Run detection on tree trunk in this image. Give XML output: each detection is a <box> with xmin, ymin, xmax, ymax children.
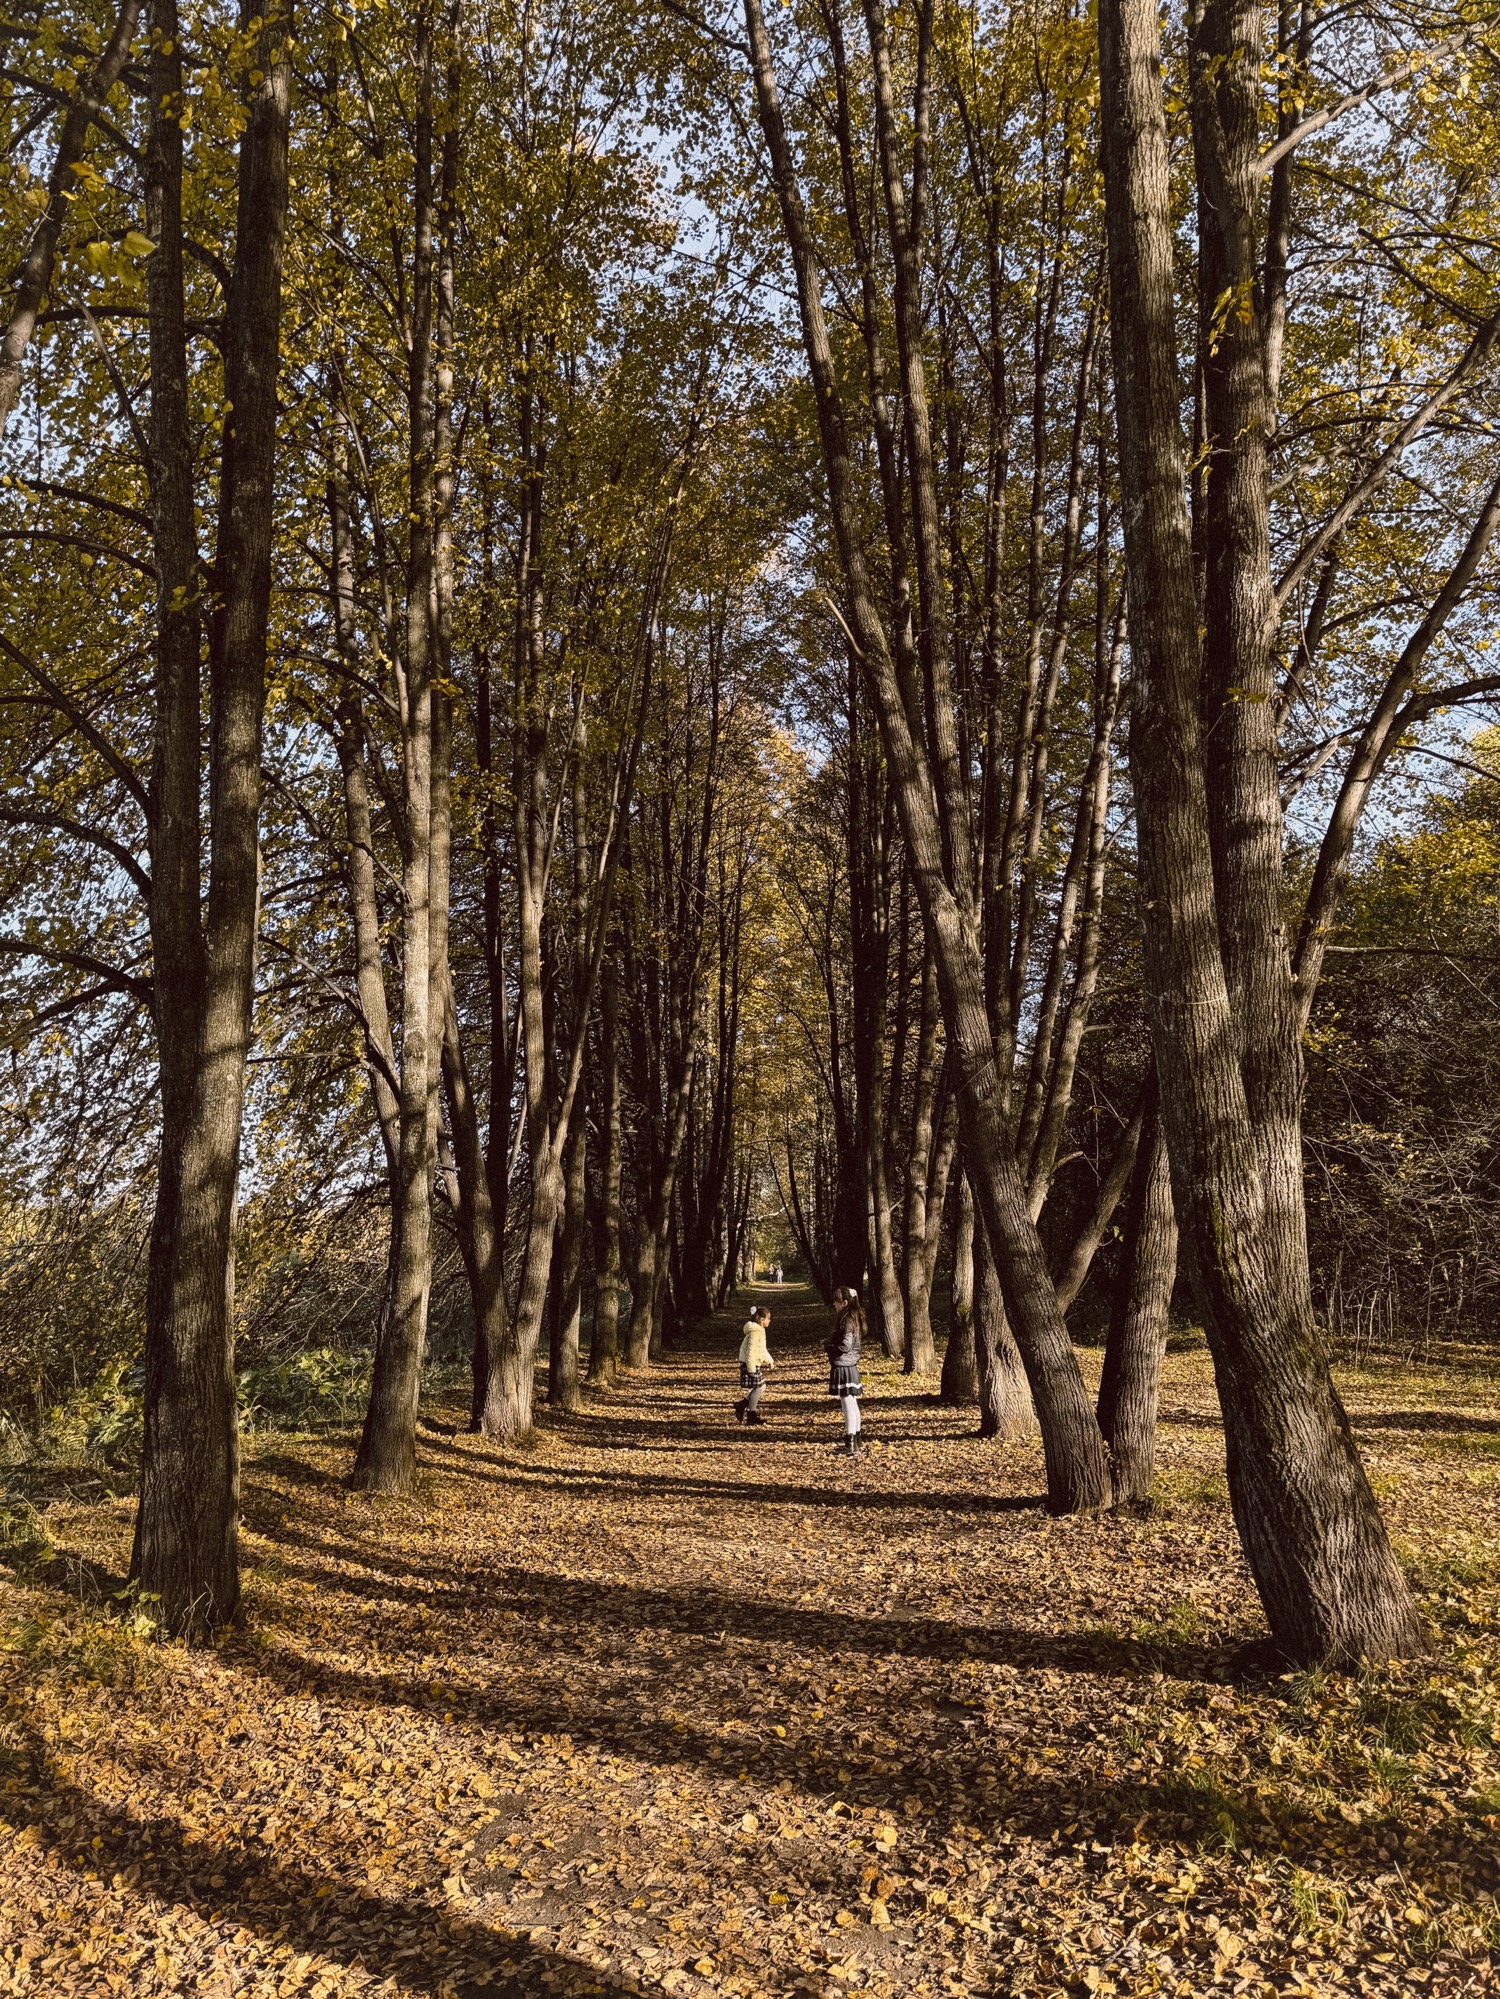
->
<box><xmin>623</xmin><ymin>1226</ymin><xmax>658</xmax><ymax>1371</ymax></box>
<box><xmin>902</xmin><ymin>955</ymin><xmax>941</xmax><ymax>1373</ymax></box>
<box><xmin>940</xmin><ymin>1173</ymin><xmax>979</xmax><ymax>1406</ymax></box>
<box><xmin>548</xmin><ymin>1118</ymin><xmax>586</xmax><ymax>1410</ymax></box>
<box><xmin>866</xmin><ymin>1125</ymin><xmax>904</xmax><ymax>1361</ymax></box>
<box><xmin>439</xmin><ymin>986</ymin><xmax>509</xmax><ymax>1432</ymax></box>
<box><xmin>1096</xmin><ymin>1109</ymin><xmax>1176</xmax><ymax>1505</ymax></box>
<box><xmin>131</xmin><ymin>0</ymin><xmax>291</xmax><ymax>1636</ymax></box>
<box><xmin>973</xmin><ymin>1220</ymin><xmax>1035</xmax><ymax>1442</ymax></box>
<box><xmin>479</xmin><ymin>1157</ymin><xmax>561</xmax><ymax>1441</ymax></box>
<box><xmin>624</xmin><ymin>1043</ymin><xmax>696</xmax><ymax>1368</ymax></box>
<box><xmin>352</xmin><ymin>25</ymin><xmax>443</xmax><ymax>1493</ymax></box>
<box><xmin>588</xmin><ymin>952</ymin><xmax>624</xmax><ymax>1383</ymax></box>
<box><xmin>909</xmin><ymin>1105</ymin><xmax>956</xmax><ymax>1373</ymax></box>
<box><xmin>1098</xmin><ymin>0</ymin><xmax>1422</xmax><ymax>1661</ymax></box>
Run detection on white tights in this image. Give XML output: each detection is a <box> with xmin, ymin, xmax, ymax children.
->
<box><xmin>840</xmin><ymin>1394</ymin><xmax>861</xmax><ymax>1436</ymax></box>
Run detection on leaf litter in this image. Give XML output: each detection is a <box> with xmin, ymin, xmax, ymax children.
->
<box><xmin>2</xmin><ymin>1290</ymin><xmax>1498</xmax><ymax>1997</ymax></box>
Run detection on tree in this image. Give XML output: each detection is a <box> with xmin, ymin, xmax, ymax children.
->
<box><xmin>1095</xmin><ymin>0</ymin><xmax>1437</xmax><ymax>1661</ymax></box>
<box><xmin>133</xmin><ymin>0</ymin><xmax>294</xmax><ymax>1627</ymax></box>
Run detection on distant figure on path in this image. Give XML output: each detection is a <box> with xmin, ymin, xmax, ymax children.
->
<box><xmin>774</xmin><ymin>1262</ymin><xmax>783</xmax><ymax>1285</ymax></box>
<box><xmin>826</xmin><ymin>1286</ymin><xmax>865</xmax><ymax>1458</ymax></box>
<box><xmin>735</xmin><ymin>1306</ymin><xmax>774</xmax><ymax>1426</ymax></box>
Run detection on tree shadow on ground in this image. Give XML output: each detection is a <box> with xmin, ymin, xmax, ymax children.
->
<box><xmin>2</xmin><ymin>1537</ymin><xmax>130</xmax><ymax>1606</ymax></box>
<box><xmin>414</xmin><ymin>1434</ymin><xmax>1049</xmax><ymax>1516</ymax></box>
<box><xmin>1348</xmin><ymin>1409</ymin><xmax>1500</xmax><ymax>1435</ymax></box>
<box><xmin>247</xmin><ymin>1452</ymin><xmax>353</xmax><ymax>1494</ymax></box>
<box><xmin>1</xmin><ymin>1721</ymin><xmax>633</xmax><ymax>1997</ymax></box>
<box><xmin>247</xmin><ymin>1509</ymin><xmax>1232</xmax><ymax>1679</ymax></box>
<box><xmin>219</xmin><ymin>1585</ymin><xmax>1499</xmax><ymax>1906</ymax></box>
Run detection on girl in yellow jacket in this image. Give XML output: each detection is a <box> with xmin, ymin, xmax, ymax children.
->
<box><xmin>734</xmin><ymin>1307</ymin><xmax>774</xmax><ymax>1426</ymax></box>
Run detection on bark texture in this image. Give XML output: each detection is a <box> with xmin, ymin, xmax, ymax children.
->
<box><xmin>132</xmin><ymin>0</ymin><xmax>291</xmax><ymax>1634</ymax></box>
<box><xmin>1096</xmin><ymin>1110</ymin><xmax>1176</xmax><ymax>1505</ymax></box>
<box><xmin>939</xmin><ymin>1176</ymin><xmax>979</xmax><ymax>1406</ymax></box>
<box><xmin>1098</xmin><ymin>0</ymin><xmax>1423</xmax><ymax>1661</ymax></box>
<box><xmin>973</xmin><ymin>1222</ymin><xmax>1035</xmax><ymax>1443</ymax></box>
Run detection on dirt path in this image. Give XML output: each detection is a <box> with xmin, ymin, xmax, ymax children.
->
<box><xmin>2</xmin><ymin>1291</ymin><xmax>1498</xmax><ymax>1996</ymax></box>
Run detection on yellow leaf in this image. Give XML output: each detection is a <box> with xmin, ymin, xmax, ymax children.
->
<box><xmin>123</xmin><ymin>229</ymin><xmax>155</xmax><ymax>257</ymax></box>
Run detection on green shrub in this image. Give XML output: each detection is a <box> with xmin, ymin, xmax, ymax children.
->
<box><xmin>237</xmin><ymin>1347</ymin><xmax>372</xmax><ymax>1432</ymax></box>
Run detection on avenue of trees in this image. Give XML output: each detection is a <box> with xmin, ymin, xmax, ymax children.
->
<box><xmin>2</xmin><ymin>0</ymin><xmax>1498</xmax><ymax>1663</ymax></box>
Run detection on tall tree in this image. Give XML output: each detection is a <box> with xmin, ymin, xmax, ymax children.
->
<box><xmin>133</xmin><ymin>0</ymin><xmax>294</xmax><ymax>1627</ymax></box>
<box><xmin>1096</xmin><ymin>0</ymin><xmax>1425</xmax><ymax>1660</ymax></box>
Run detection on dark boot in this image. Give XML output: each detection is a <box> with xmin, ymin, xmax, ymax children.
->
<box><xmin>733</xmin><ymin>1399</ymin><xmax>747</xmax><ymax>1424</ymax></box>
<box><xmin>746</xmin><ymin>1409</ymin><xmax>767</xmax><ymax>1426</ymax></box>
<box><xmin>847</xmin><ymin>1435</ymin><xmax>864</xmax><ymax>1459</ymax></box>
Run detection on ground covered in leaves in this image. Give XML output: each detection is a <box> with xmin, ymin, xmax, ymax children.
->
<box><xmin>3</xmin><ymin>1289</ymin><xmax>1499</xmax><ymax>1998</ymax></box>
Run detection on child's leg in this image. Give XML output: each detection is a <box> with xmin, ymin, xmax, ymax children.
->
<box><xmin>746</xmin><ymin>1378</ymin><xmax>765</xmax><ymax>1414</ymax></box>
<box><xmin>841</xmin><ymin>1392</ymin><xmax>860</xmax><ymax>1436</ymax></box>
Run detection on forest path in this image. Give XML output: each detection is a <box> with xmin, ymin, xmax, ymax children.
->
<box><xmin>3</xmin><ymin>1303</ymin><xmax>1499</xmax><ymax>1997</ymax></box>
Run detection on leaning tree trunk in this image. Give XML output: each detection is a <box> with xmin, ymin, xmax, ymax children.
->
<box><xmin>1096</xmin><ymin>1107</ymin><xmax>1176</xmax><ymax>1505</ymax></box>
<box><xmin>743</xmin><ymin>0</ymin><xmax>1111</xmax><ymax>1513</ymax></box>
<box><xmin>131</xmin><ymin>3</ymin><xmax>291</xmax><ymax>1636</ymax></box>
<box><xmin>939</xmin><ymin>1173</ymin><xmax>979</xmax><ymax>1406</ymax></box>
<box><xmin>973</xmin><ymin>1221</ymin><xmax>1035</xmax><ymax>1442</ymax></box>
<box><xmin>1098</xmin><ymin>0</ymin><xmax>1422</xmax><ymax>1661</ymax></box>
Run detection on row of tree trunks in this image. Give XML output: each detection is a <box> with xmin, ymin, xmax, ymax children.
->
<box><xmin>743</xmin><ymin>0</ymin><xmax>1112</xmax><ymax>1515</ymax></box>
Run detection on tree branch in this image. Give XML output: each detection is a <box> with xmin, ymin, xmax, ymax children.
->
<box><xmin>0</xmin><ymin>801</ymin><xmax>151</xmax><ymax>898</ymax></box>
<box><xmin>0</xmin><ymin>632</ymin><xmax>153</xmax><ymax>821</ymax></box>
<box><xmin>1259</xmin><ymin>23</ymin><xmax>1491</xmax><ymax>177</ymax></box>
